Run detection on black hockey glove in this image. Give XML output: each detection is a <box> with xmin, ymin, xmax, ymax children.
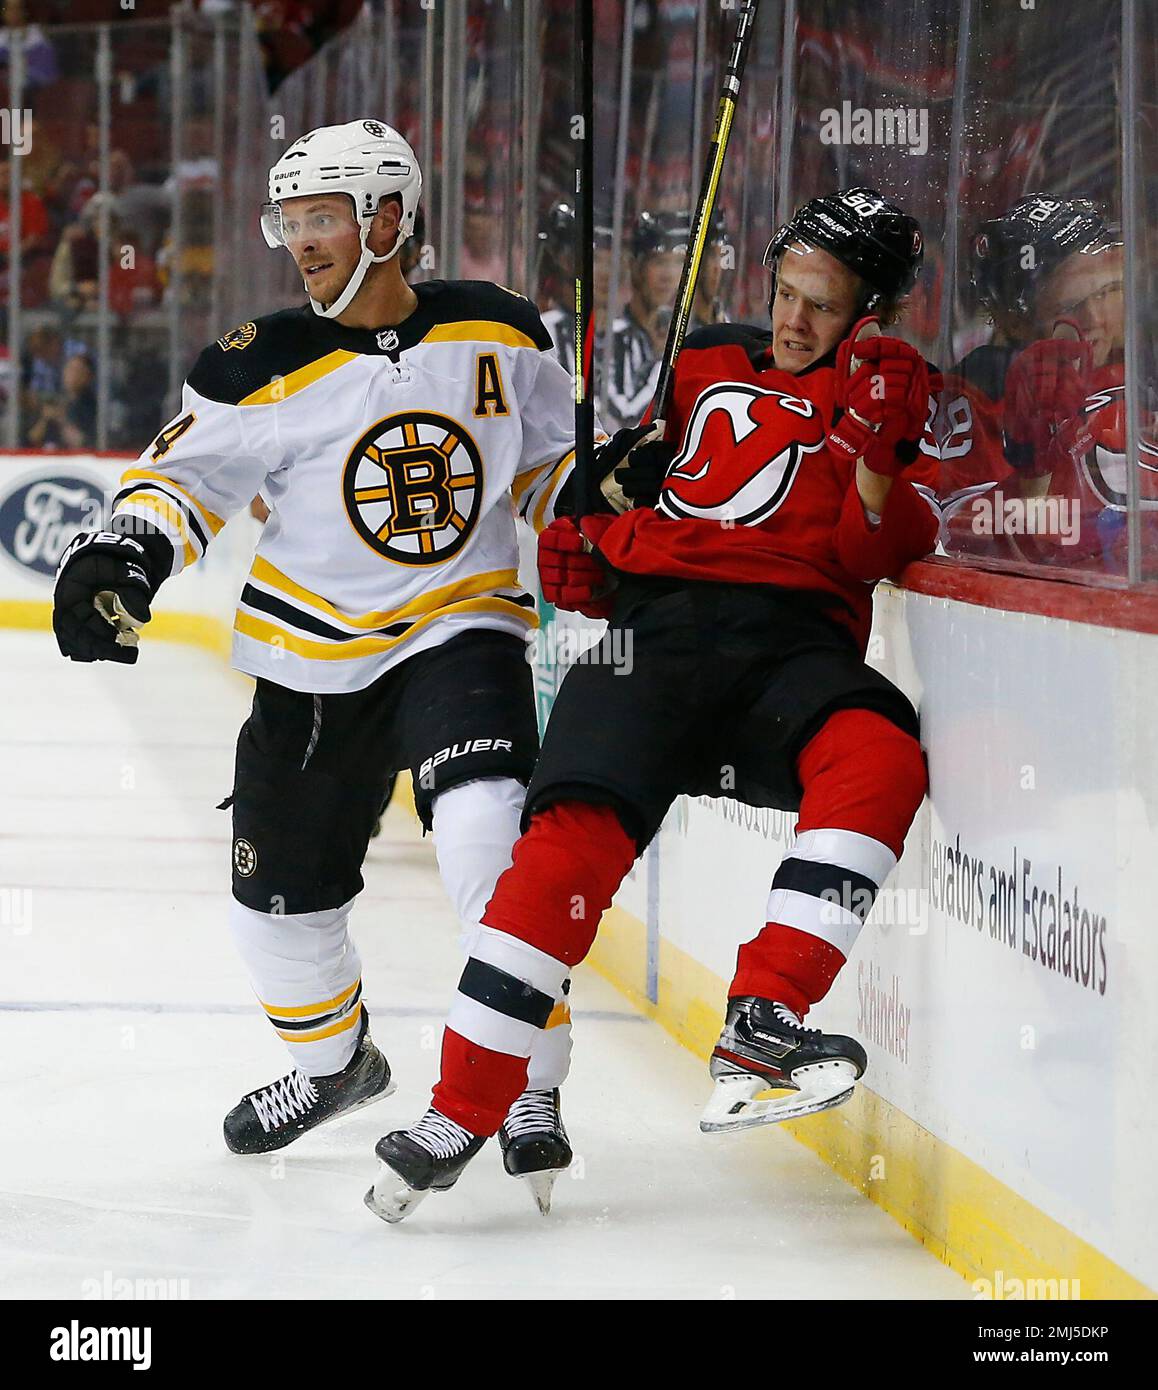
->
<box><xmin>595</xmin><ymin>424</ymin><xmax>677</xmax><ymax>511</ymax></box>
<box><xmin>614</xmin><ymin>436</ymin><xmax>677</xmax><ymax>508</ymax></box>
<box><xmin>53</xmin><ymin>522</ymin><xmax>169</xmax><ymax>664</ymax></box>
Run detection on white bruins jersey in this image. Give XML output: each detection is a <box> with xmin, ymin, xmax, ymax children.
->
<box><xmin>113</xmin><ymin>281</ymin><xmax>577</xmax><ymax>693</ymax></box>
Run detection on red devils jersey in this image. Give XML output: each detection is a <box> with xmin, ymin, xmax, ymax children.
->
<box><xmin>1041</xmin><ymin>363</ymin><xmax>1158</xmax><ymax>572</ymax></box>
<box><xmin>970</xmin><ymin>361</ymin><xmax>1158</xmax><ymax>572</ymax></box>
<box><xmin>595</xmin><ymin>324</ymin><xmax>941</xmax><ymax>652</ymax></box>
<box><xmin>935</xmin><ymin>345</ymin><xmax>1018</xmax><ymax>562</ymax></box>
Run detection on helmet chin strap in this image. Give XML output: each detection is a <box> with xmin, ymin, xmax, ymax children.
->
<box><xmin>311</xmin><ymin>220</ymin><xmax>403</xmax><ymax>320</ymax></box>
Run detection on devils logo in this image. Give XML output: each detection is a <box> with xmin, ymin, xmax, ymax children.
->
<box><xmin>657</xmin><ymin>383</ymin><xmax>826</xmax><ymax>526</ymax></box>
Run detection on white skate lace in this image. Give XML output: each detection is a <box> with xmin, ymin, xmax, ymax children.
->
<box><xmin>761</xmin><ymin>1002</ymin><xmax>822</xmax><ymax>1038</ymax></box>
<box><xmin>503</xmin><ymin>1089</ymin><xmax>560</xmax><ymax>1140</ymax></box>
<box><xmin>250</xmin><ymin>1069</ymin><xmax>319</xmax><ymax>1133</ymax></box>
<box><xmin>771</xmin><ymin>1002</ymin><xmax>806</xmax><ymax>1030</ymax></box>
<box><xmin>409</xmin><ymin>1108</ymin><xmax>475</xmax><ymax>1160</ymax></box>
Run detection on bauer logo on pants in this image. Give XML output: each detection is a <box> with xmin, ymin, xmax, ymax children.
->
<box><xmin>418</xmin><ymin>737</ymin><xmax>513</xmax><ymax>781</ymax></box>
<box><xmin>233</xmin><ymin>838</ymin><xmax>258</xmax><ymax>877</ymax></box>
<box><xmin>342</xmin><ymin>411</ymin><xmax>483</xmax><ymax>566</ymax></box>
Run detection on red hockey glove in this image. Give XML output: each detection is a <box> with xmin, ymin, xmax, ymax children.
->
<box><xmin>1003</xmin><ymin>330</ymin><xmax>1094</xmax><ymax>476</ymax></box>
<box><xmin>537</xmin><ymin>515</ymin><xmax>618</xmax><ymax>619</ymax></box>
<box><xmin>829</xmin><ymin>325</ymin><xmax>930</xmax><ymax>478</ymax></box>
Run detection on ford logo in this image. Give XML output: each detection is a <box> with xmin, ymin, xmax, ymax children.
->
<box><xmin>0</xmin><ymin>474</ymin><xmax>107</xmax><ymax>580</ymax></box>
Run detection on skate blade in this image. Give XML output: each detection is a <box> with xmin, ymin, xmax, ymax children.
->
<box><xmin>521</xmin><ymin>1168</ymin><xmax>561</xmax><ymax>1217</ymax></box>
<box><xmin>364</xmin><ymin>1161</ymin><xmax>431</xmax><ymax>1224</ymax></box>
<box><xmin>699</xmin><ymin>1061</ymin><xmax>859</xmax><ymax>1134</ymax></box>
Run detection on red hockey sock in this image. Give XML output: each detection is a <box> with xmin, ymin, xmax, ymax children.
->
<box><xmin>433</xmin><ymin>1026</ymin><xmax>530</xmax><ymax>1137</ymax></box>
<box><xmin>481</xmin><ymin>800</ymin><xmax>638</xmax><ymax>966</ymax></box>
<box><xmin>432</xmin><ymin>799</ymin><xmax>638</xmax><ymax>1135</ymax></box>
<box><xmin>731</xmin><ymin>709</ymin><xmax>927</xmax><ymax>1014</ymax></box>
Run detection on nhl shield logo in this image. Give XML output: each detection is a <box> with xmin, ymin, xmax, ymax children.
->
<box><xmin>342</xmin><ymin>410</ymin><xmax>483</xmax><ymax>566</ymax></box>
<box><xmin>376</xmin><ymin>328</ymin><xmax>400</xmax><ymax>352</ymax></box>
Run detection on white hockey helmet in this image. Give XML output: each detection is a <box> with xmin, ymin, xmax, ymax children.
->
<box><xmin>261</xmin><ymin>119</ymin><xmax>423</xmax><ymax>319</ymax></box>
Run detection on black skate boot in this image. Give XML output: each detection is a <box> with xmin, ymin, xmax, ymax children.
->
<box><xmin>224</xmin><ymin>1009</ymin><xmax>394</xmax><ymax>1154</ymax></box>
<box><xmin>700</xmin><ymin>996</ymin><xmax>867</xmax><ymax>1133</ymax></box>
<box><xmin>364</xmin><ymin>1108</ymin><xmax>486</xmax><ymax>1224</ymax></box>
<box><xmin>499</xmin><ymin>1088</ymin><xmax>572</xmax><ymax>1216</ymax></box>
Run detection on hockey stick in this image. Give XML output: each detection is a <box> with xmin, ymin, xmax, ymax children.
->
<box><xmin>572</xmin><ymin>0</ymin><xmax>598</xmax><ymax>513</ymax></box>
<box><xmin>647</xmin><ymin>0</ymin><xmax>762</xmax><ymax>429</ymax></box>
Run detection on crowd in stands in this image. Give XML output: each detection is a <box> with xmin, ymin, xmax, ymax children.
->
<box><xmin>0</xmin><ymin>0</ymin><xmax>198</xmax><ymax>449</ymax></box>
<box><xmin>0</xmin><ymin>120</ymin><xmax>173</xmax><ymax>448</ymax></box>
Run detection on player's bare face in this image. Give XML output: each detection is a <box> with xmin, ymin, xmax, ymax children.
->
<box><xmin>772</xmin><ymin>245</ymin><xmax>862</xmax><ymax>372</ymax></box>
<box><xmin>639</xmin><ymin>251</ymin><xmax>684</xmax><ymax>313</ymax></box>
<box><xmin>1035</xmin><ymin>248</ymin><xmax>1124</xmax><ymax>368</ymax></box>
<box><xmin>279</xmin><ymin>194</ymin><xmax>362</xmax><ymax>306</ymax></box>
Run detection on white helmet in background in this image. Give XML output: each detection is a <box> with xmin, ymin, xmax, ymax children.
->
<box><xmin>261</xmin><ymin>119</ymin><xmax>423</xmax><ymax>319</ymax></box>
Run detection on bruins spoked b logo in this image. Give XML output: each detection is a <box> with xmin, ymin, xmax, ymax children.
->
<box><xmin>343</xmin><ymin>411</ymin><xmax>483</xmax><ymax>565</ymax></box>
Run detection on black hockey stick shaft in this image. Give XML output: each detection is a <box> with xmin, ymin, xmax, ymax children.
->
<box><xmin>649</xmin><ymin>0</ymin><xmax>761</xmax><ymax>426</ymax></box>
<box><xmin>573</xmin><ymin>0</ymin><xmax>598</xmax><ymax>513</ymax></box>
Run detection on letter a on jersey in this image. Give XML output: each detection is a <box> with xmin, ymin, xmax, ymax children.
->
<box><xmin>342</xmin><ymin>410</ymin><xmax>483</xmax><ymax>565</ymax></box>
<box><xmin>474</xmin><ymin>352</ymin><xmax>510</xmax><ymax>417</ymax></box>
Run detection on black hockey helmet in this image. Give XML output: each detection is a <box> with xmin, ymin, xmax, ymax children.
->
<box><xmin>538</xmin><ymin>199</ymin><xmax>614</xmax><ymax>251</ymax></box>
<box><xmin>764</xmin><ymin>187</ymin><xmax>924</xmax><ymax>309</ymax></box>
<box><xmin>971</xmin><ymin>195</ymin><xmax>1121</xmax><ymax>317</ymax></box>
<box><xmin>631</xmin><ymin>207</ymin><xmax>727</xmax><ymax>259</ymax></box>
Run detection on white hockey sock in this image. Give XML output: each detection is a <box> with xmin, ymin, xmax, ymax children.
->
<box><xmin>431</xmin><ymin>777</ymin><xmax>573</xmax><ymax>1089</ymax></box>
<box><xmin>766</xmin><ymin>827</ymin><xmax>899</xmax><ymax>957</ymax></box>
<box><xmin>228</xmin><ymin>896</ymin><xmax>364</xmax><ymax>1077</ymax></box>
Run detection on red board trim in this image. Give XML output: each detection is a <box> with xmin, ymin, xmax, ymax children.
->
<box><xmin>0</xmin><ymin>449</ymin><xmax>137</xmax><ymax>460</ymax></box>
<box><xmin>897</xmin><ymin>556</ymin><xmax>1158</xmax><ymax>636</ymax></box>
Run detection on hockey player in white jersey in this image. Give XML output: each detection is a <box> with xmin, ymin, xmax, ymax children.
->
<box><xmin>51</xmin><ymin>121</ymin><xmax>581</xmax><ymax>1210</ymax></box>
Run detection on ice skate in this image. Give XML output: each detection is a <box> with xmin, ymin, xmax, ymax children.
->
<box><xmin>224</xmin><ymin>1009</ymin><xmax>393</xmax><ymax>1154</ymax></box>
<box><xmin>499</xmin><ymin>1088</ymin><xmax>572</xmax><ymax>1215</ymax></box>
<box><xmin>700</xmin><ymin>996</ymin><xmax>867</xmax><ymax>1133</ymax></box>
<box><xmin>365</xmin><ymin>1108</ymin><xmax>486</xmax><ymax>1224</ymax></box>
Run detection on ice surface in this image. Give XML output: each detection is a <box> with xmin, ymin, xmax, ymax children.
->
<box><xmin>0</xmin><ymin>632</ymin><xmax>966</xmax><ymax>1300</ymax></box>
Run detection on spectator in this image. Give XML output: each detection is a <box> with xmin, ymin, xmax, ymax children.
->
<box><xmin>0</xmin><ymin>4</ymin><xmax>60</xmax><ymax>89</ymax></box>
<box><xmin>156</xmin><ymin>188</ymin><xmax>213</xmax><ymax>307</ymax></box>
<box><xmin>0</xmin><ymin>159</ymin><xmax>53</xmax><ymax>308</ymax></box>
<box><xmin>49</xmin><ymin>194</ymin><xmax>160</xmax><ymax>317</ymax></box>
<box><xmin>460</xmin><ymin>188</ymin><xmax>507</xmax><ymax>282</ymax></box>
<box><xmin>25</xmin><ymin>352</ymin><xmax>97</xmax><ymax>452</ymax></box>
<box><xmin>108</xmin><ymin>150</ymin><xmax>169</xmax><ymax>259</ymax></box>
<box><xmin>23</xmin><ymin>323</ymin><xmax>88</xmax><ymax>400</ymax></box>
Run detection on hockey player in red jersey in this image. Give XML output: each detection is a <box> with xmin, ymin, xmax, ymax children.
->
<box><xmin>1009</xmin><ymin>208</ymin><xmax>1158</xmax><ymax>573</ymax></box>
<box><xmin>365</xmin><ymin>188</ymin><xmax>942</xmax><ymax>1222</ymax></box>
<box><xmin>947</xmin><ymin>196</ymin><xmax>1153</xmax><ymax>571</ymax></box>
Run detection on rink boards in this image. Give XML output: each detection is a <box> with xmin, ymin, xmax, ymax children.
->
<box><xmin>0</xmin><ymin>452</ymin><xmax>262</xmax><ymax>657</ymax></box>
<box><xmin>3</xmin><ymin>451</ymin><xmax>1155</xmax><ymax>1297</ymax></box>
<box><xmin>596</xmin><ymin>576</ymin><xmax>1158</xmax><ymax>1298</ymax></box>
